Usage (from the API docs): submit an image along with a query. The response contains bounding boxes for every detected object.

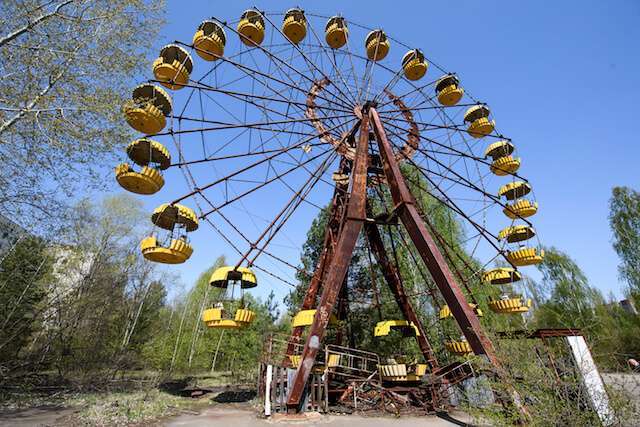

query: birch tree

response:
[0,0,164,229]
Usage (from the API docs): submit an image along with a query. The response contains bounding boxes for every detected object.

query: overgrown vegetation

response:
[0,0,164,230]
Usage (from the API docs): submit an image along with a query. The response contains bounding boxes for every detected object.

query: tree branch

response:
[0,0,74,48]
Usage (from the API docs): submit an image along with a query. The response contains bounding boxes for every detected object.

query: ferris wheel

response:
[114,8,542,413]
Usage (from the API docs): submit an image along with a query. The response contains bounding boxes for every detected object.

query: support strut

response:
[369,107,528,419]
[286,112,370,410]
[282,174,347,364]
[285,108,526,420]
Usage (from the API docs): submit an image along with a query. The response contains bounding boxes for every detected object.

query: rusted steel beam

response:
[370,107,494,356]
[364,222,439,371]
[283,155,353,365]
[369,107,529,420]
[282,181,346,365]
[286,114,370,411]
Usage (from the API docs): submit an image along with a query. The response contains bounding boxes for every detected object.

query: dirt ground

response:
[164,407,474,427]
[0,404,473,426]
[0,405,79,426]
[2,374,638,426]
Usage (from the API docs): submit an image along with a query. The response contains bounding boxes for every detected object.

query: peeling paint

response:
[309,335,320,349]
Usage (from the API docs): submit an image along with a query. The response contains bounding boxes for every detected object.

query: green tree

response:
[609,186,640,298]
[533,246,604,330]
[41,194,168,377]
[528,246,638,369]
[144,257,282,381]
[0,235,53,367]
[0,0,164,228]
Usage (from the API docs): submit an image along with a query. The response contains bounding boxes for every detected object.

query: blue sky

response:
[112,0,640,302]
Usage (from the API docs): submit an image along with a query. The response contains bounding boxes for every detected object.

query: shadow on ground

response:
[213,390,256,403]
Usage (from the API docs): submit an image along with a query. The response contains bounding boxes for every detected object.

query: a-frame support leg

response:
[286,114,370,410]
[364,222,439,371]
[369,108,528,419]
[284,156,353,363]
[283,180,347,363]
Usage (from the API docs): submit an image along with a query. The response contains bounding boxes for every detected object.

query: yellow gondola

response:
[203,264,257,330]
[325,16,348,49]
[485,140,514,159]
[374,320,421,337]
[209,266,257,288]
[123,84,172,135]
[237,9,265,46]
[482,267,522,285]
[289,353,341,369]
[115,138,170,195]
[152,44,193,90]
[503,199,538,219]
[140,236,193,264]
[439,304,483,320]
[464,105,495,138]
[193,20,226,61]
[282,8,306,44]
[435,74,464,106]
[498,225,536,243]
[291,309,338,327]
[378,363,427,382]
[202,307,256,329]
[141,203,198,264]
[498,181,532,201]
[445,339,473,356]
[488,296,532,314]
[401,49,428,81]
[365,30,389,61]
[485,140,520,175]
[490,155,521,176]
[507,247,545,266]
[151,203,199,232]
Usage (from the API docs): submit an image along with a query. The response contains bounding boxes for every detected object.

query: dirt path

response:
[164,407,473,427]
[0,405,78,426]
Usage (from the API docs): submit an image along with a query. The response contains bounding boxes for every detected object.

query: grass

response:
[1,388,212,426]
[69,389,208,426]
[0,370,249,426]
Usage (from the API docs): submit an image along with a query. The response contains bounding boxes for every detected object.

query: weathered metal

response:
[369,107,529,420]
[370,107,495,356]
[286,112,370,410]
[282,176,346,365]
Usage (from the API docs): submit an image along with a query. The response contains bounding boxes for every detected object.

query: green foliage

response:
[475,339,614,426]
[609,186,640,297]
[0,235,53,365]
[0,0,164,229]
[0,195,172,380]
[142,256,284,381]
[533,246,640,370]
[534,246,604,330]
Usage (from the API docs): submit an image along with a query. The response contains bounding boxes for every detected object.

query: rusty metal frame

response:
[286,109,527,419]
[286,112,371,410]
[369,107,528,419]
[282,176,348,365]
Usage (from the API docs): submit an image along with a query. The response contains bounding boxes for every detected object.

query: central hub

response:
[306,80,419,163]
